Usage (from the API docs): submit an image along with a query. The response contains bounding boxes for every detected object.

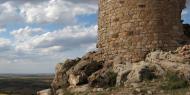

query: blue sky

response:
[0,0,189,74]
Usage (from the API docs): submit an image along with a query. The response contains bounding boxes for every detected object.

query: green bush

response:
[96,92,108,95]
[63,90,74,95]
[160,72,189,90]
[106,71,117,87]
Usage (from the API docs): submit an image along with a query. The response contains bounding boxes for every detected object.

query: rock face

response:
[127,62,156,83]
[97,0,186,62]
[51,58,81,90]
[68,73,80,88]
[112,57,132,86]
[50,51,103,94]
[146,45,190,81]
[41,45,190,95]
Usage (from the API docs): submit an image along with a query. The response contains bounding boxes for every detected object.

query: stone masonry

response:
[97,0,186,62]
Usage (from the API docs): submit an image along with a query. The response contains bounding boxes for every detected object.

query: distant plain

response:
[0,74,54,95]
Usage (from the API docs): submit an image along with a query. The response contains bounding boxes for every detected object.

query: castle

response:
[97,0,186,62]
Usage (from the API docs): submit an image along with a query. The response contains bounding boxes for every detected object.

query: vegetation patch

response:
[160,72,189,90]
[96,92,109,95]
[63,90,74,95]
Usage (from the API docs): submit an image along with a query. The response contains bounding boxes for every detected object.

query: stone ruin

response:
[37,0,190,95]
[97,0,186,62]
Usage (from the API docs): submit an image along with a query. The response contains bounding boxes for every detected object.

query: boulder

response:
[51,51,103,91]
[56,89,64,95]
[88,69,117,88]
[146,50,189,64]
[51,73,68,90]
[146,46,190,82]
[61,58,81,73]
[68,73,80,88]
[113,61,132,86]
[51,59,80,90]
[83,61,103,76]
[176,45,190,61]
[37,89,52,95]
[127,61,155,83]
[66,60,103,86]
[67,60,103,75]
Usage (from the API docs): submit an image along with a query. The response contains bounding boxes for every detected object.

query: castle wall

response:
[97,0,186,62]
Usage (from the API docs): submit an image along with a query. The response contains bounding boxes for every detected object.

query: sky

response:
[0,0,189,74]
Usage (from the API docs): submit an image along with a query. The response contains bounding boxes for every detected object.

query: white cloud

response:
[0,0,98,5]
[0,25,98,73]
[12,25,97,54]
[0,2,22,25]
[0,0,98,73]
[0,38,11,51]
[0,56,57,74]
[10,26,45,53]
[0,38,10,46]
[0,28,6,33]
[0,0,98,26]
[82,43,97,52]
[20,0,97,24]
[11,26,44,41]
[40,45,63,53]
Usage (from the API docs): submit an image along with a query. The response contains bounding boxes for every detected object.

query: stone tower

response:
[97,0,186,62]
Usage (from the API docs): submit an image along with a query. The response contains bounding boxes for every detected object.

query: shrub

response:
[160,72,189,90]
[96,92,108,95]
[63,90,74,95]
[106,71,117,87]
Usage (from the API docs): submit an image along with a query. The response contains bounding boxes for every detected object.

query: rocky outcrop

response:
[88,69,117,88]
[127,61,158,83]
[51,58,81,90]
[112,61,165,86]
[50,51,103,94]
[38,45,190,95]
[111,56,132,86]
[146,45,190,82]
[68,73,80,88]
